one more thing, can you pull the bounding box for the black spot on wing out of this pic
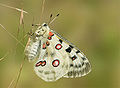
[72,71,77,76]
[81,57,86,60]
[75,65,78,68]
[70,64,73,67]
[85,62,91,71]
[65,47,71,53]
[38,70,43,73]
[67,71,80,77]
[78,64,81,68]
[71,55,77,61]
[44,71,50,75]
[82,62,85,66]
[76,50,80,53]
[65,45,73,53]
[59,39,63,44]
[81,68,85,75]
[69,45,74,48]
[68,71,72,76]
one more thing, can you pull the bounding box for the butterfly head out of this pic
[35,23,50,38]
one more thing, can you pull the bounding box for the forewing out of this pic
[51,30,91,78]
[34,29,91,81]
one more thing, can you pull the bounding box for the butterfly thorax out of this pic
[25,23,51,61]
[34,23,50,41]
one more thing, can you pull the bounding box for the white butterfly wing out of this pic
[34,36,70,81]
[63,48,91,78]
[51,30,91,78]
[34,29,91,81]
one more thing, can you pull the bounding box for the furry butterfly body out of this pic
[25,23,91,81]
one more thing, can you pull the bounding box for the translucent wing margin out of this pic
[51,30,91,78]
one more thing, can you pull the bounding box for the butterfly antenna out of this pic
[49,14,60,25]
[32,16,35,26]
[0,24,25,47]
[32,16,39,27]
[39,0,46,24]
[48,14,53,24]
[14,57,26,88]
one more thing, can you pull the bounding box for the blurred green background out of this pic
[0,0,120,88]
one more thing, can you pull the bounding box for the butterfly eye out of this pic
[52,59,60,67]
[43,23,47,26]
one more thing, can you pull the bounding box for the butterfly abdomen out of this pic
[25,39,41,61]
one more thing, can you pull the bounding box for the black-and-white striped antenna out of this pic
[48,14,60,25]
[48,14,53,24]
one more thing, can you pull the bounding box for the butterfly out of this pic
[24,23,91,82]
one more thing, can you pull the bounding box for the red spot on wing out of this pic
[71,55,77,61]
[55,44,62,50]
[36,61,42,67]
[35,61,46,67]
[43,43,46,49]
[41,61,46,66]
[46,41,50,46]
[49,32,54,36]
[52,59,60,67]
[48,37,52,40]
